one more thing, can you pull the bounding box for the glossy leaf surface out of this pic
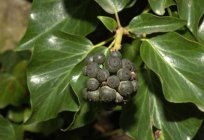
[27,31,97,123]
[141,32,204,111]
[128,13,186,34]
[175,0,204,37]
[148,0,175,15]
[98,16,117,32]
[18,0,100,50]
[94,0,136,14]
[120,71,203,140]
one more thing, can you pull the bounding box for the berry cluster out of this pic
[82,51,137,103]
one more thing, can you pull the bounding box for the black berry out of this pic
[106,56,122,73]
[87,90,100,102]
[110,51,122,58]
[99,86,116,102]
[94,53,105,64]
[117,68,131,81]
[86,62,99,78]
[107,75,120,89]
[87,78,99,91]
[84,55,94,65]
[97,69,110,82]
[118,81,133,96]
[115,92,123,103]
[122,59,134,71]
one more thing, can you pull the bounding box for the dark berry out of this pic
[86,62,99,78]
[97,69,110,82]
[84,55,94,65]
[132,80,138,92]
[107,75,120,89]
[106,56,122,73]
[117,68,131,81]
[87,90,100,102]
[87,78,99,91]
[115,92,123,103]
[94,53,105,64]
[118,81,133,96]
[110,51,122,58]
[122,59,134,71]
[99,86,116,102]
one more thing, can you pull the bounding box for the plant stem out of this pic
[167,8,172,16]
[93,36,114,48]
[115,11,121,27]
[112,27,123,51]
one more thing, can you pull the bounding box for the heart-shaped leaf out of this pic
[148,0,175,15]
[120,71,203,140]
[128,13,186,35]
[0,115,23,140]
[18,0,100,50]
[95,0,136,14]
[27,31,99,123]
[175,0,204,37]
[141,32,204,111]
[98,16,117,32]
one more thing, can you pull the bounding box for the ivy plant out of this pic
[0,0,204,139]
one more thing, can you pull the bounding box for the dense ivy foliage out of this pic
[0,0,204,139]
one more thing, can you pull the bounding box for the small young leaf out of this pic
[128,13,186,34]
[141,32,204,111]
[148,0,175,15]
[95,0,136,14]
[98,16,117,32]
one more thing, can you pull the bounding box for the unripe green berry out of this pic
[107,75,120,89]
[106,56,122,73]
[99,86,116,102]
[87,78,99,91]
[110,51,122,59]
[94,53,105,64]
[86,62,99,78]
[97,69,110,82]
[84,55,94,65]
[122,59,134,71]
[117,68,131,81]
[87,90,100,102]
[118,81,133,96]
[115,92,123,103]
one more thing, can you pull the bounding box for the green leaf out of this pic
[24,117,63,136]
[27,31,101,124]
[67,47,107,130]
[198,17,204,44]
[17,0,100,50]
[175,0,204,37]
[98,16,117,32]
[0,115,23,140]
[148,0,175,15]
[120,71,203,140]
[140,32,204,111]
[128,13,186,34]
[95,0,136,14]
